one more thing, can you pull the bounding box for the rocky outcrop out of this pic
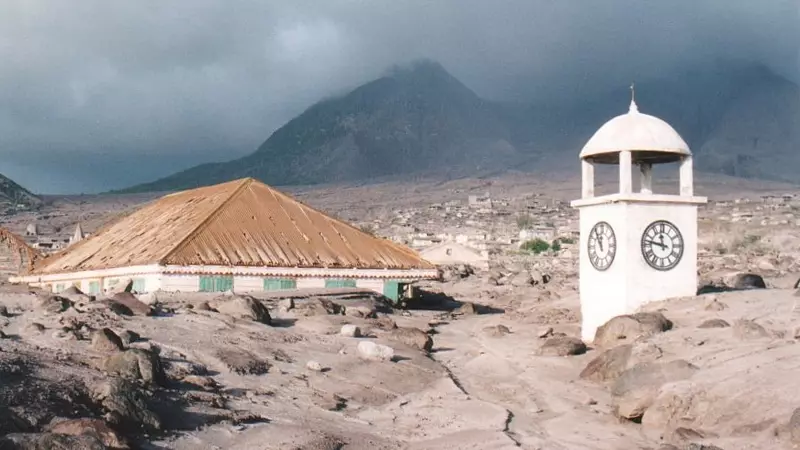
[357,341,395,362]
[580,342,663,383]
[386,327,433,352]
[211,295,271,324]
[611,360,699,420]
[102,349,166,386]
[594,312,673,348]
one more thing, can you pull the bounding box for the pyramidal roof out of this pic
[30,178,435,275]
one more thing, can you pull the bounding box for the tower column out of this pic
[639,163,652,194]
[680,156,694,196]
[582,159,595,198]
[619,151,632,194]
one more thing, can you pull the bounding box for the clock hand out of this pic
[598,235,604,252]
[644,239,667,250]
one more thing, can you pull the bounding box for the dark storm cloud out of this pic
[0,0,797,193]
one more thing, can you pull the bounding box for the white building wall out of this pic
[577,200,700,342]
[357,279,384,293]
[297,277,325,289]
[234,276,264,293]
[161,274,200,292]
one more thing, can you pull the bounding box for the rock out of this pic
[33,295,72,315]
[686,445,723,450]
[212,295,271,324]
[789,407,800,445]
[486,277,500,286]
[611,360,698,420]
[340,324,362,337]
[195,301,212,311]
[101,292,153,316]
[117,330,140,345]
[25,322,46,334]
[108,278,133,294]
[91,328,124,352]
[137,292,158,305]
[483,324,511,337]
[593,312,673,348]
[538,327,555,338]
[182,375,218,390]
[0,305,9,317]
[296,298,344,316]
[93,377,161,432]
[732,319,770,339]
[343,299,380,319]
[357,341,395,362]
[60,286,94,304]
[47,418,127,449]
[306,360,324,372]
[453,302,478,315]
[0,433,108,449]
[369,316,397,330]
[698,319,730,329]
[509,272,533,287]
[164,360,207,379]
[214,348,271,375]
[730,273,766,290]
[103,349,166,386]
[537,336,587,356]
[278,298,294,312]
[0,330,7,339]
[386,327,433,352]
[704,299,728,311]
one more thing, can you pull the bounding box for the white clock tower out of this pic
[571,92,707,342]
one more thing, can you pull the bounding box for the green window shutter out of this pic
[55,284,65,293]
[383,280,400,301]
[88,281,100,294]
[325,279,356,288]
[200,275,234,292]
[264,278,297,291]
[132,278,146,293]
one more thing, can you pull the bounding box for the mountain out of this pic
[0,174,42,212]
[121,59,800,193]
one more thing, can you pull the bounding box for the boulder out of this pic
[103,292,153,316]
[306,360,324,372]
[278,298,294,312]
[33,295,72,315]
[91,328,124,352]
[0,305,9,317]
[730,273,766,290]
[732,319,770,339]
[509,272,533,287]
[60,286,94,304]
[108,278,133,294]
[195,301,212,311]
[483,324,511,337]
[296,298,344,316]
[0,433,107,449]
[340,324,362,337]
[580,343,667,382]
[611,360,698,420]
[386,327,433,352]
[212,295,271,324]
[47,418,127,449]
[698,319,730,329]
[369,316,397,331]
[117,330,140,345]
[537,336,587,356]
[790,407,800,445]
[594,312,673,348]
[103,349,166,386]
[453,302,478,315]
[92,377,161,432]
[214,348,271,375]
[357,341,395,362]
[343,299,380,318]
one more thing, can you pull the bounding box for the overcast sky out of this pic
[1,0,798,194]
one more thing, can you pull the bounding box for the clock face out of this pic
[587,221,616,271]
[641,220,684,271]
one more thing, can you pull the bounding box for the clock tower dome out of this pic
[571,91,707,342]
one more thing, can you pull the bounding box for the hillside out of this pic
[0,173,42,212]
[121,59,800,193]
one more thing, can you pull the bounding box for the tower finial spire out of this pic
[629,82,638,113]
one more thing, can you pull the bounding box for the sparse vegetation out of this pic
[521,238,550,254]
[359,224,376,236]
[516,214,534,230]
[558,237,575,244]
[551,240,562,252]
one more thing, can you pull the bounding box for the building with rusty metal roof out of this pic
[10,178,438,298]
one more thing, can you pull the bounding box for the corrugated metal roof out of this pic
[29,178,435,275]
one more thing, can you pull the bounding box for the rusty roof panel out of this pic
[31,178,434,275]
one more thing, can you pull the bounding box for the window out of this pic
[54,284,65,293]
[87,281,101,295]
[324,279,357,289]
[132,278,146,293]
[199,275,234,293]
[263,278,297,291]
